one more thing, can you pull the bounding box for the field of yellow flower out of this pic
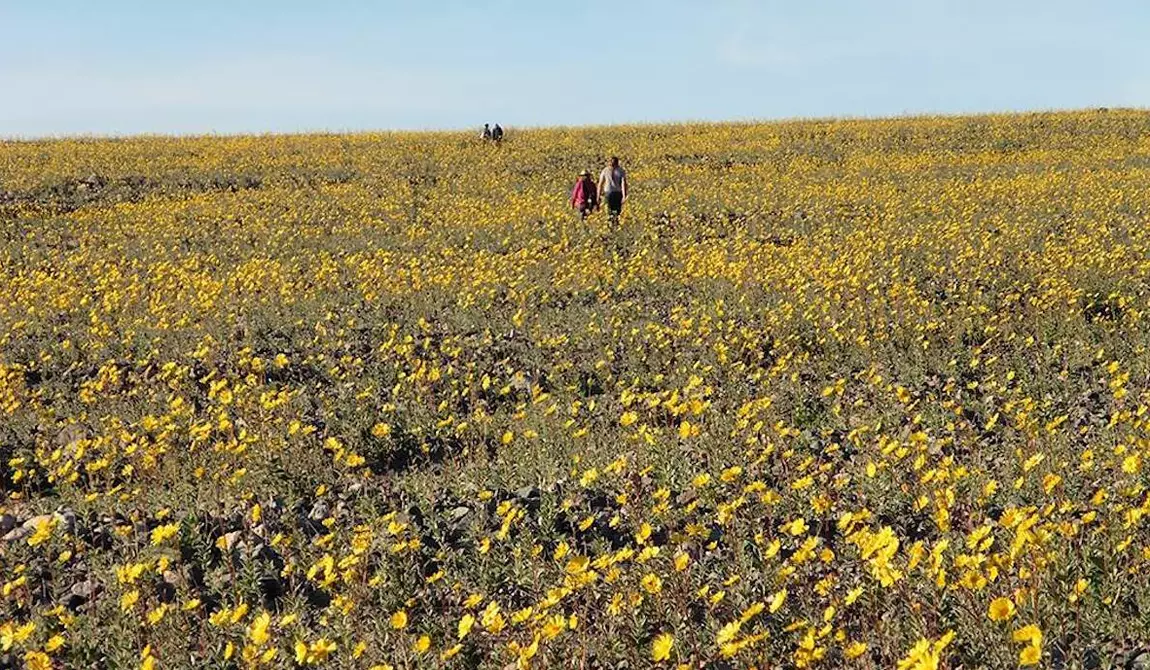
[2,109,1150,669]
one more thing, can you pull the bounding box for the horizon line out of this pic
[1,105,1143,143]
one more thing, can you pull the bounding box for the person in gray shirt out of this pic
[598,156,628,222]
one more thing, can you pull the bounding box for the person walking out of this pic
[569,169,599,220]
[480,123,492,142]
[491,123,504,145]
[597,156,628,223]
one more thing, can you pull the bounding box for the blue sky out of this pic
[2,0,1148,136]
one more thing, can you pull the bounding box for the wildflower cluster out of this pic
[2,110,1150,667]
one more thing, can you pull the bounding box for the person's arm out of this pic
[621,172,628,201]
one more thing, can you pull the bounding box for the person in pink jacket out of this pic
[569,170,599,220]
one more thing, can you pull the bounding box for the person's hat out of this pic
[579,169,590,176]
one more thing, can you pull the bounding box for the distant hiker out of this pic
[598,156,628,222]
[492,123,504,144]
[480,123,492,141]
[570,169,599,220]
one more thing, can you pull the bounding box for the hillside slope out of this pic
[2,110,1150,668]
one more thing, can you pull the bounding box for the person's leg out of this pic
[608,192,623,222]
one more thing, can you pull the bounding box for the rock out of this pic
[3,514,52,542]
[255,543,283,564]
[72,579,101,599]
[307,501,329,521]
[510,374,532,393]
[448,506,471,523]
[23,514,54,529]
[259,575,284,608]
[60,579,102,610]
[1129,651,1150,670]
[55,424,87,448]
[305,586,331,609]
[515,486,542,512]
[54,508,76,535]
[0,514,16,534]
[155,579,176,603]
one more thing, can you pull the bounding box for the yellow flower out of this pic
[309,639,337,663]
[845,641,868,659]
[146,605,168,625]
[149,523,180,546]
[481,601,505,634]
[24,651,51,670]
[230,601,249,623]
[987,597,1016,622]
[641,573,663,594]
[413,635,431,653]
[442,644,462,660]
[390,610,408,629]
[769,588,787,613]
[457,613,475,639]
[783,517,808,536]
[740,602,764,622]
[27,517,57,547]
[1019,644,1041,666]
[1069,577,1089,602]
[248,611,271,646]
[678,420,693,439]
[652,633,674,662]
[463,592,484,608]
[896,631,953,670]
[541,614,567,640]
[566,553,590,574]
[1012,624,1042,646]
